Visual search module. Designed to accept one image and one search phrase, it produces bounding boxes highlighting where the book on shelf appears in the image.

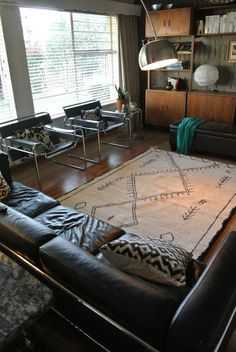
[173,43,192,54]
[204,11,236,34]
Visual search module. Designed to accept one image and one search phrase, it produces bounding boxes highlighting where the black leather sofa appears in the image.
[0,151,236,352]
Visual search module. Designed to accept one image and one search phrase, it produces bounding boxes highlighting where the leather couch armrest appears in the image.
[40,236,186,349]
[167,231,236,352]
[0,206,57,265]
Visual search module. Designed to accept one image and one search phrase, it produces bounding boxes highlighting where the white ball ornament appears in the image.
[194,65,219,87]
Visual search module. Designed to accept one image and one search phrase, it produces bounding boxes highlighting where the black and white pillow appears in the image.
[100,236,192,286]
[81,107,101,121]
[81,107,108,129]
[0,171,10,201]
[14,125,55,152]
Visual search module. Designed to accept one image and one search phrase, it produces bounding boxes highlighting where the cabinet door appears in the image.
[164,91,187,125]
[207,95,235,124]
[145,12,167,37]
[146,90,186,126]
[187,93,236,124]
[145,90,164,125]
[167,8,192,36]
[187,93,209,119]
[145,8,192,37]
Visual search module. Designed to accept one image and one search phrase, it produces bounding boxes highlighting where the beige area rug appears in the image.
[59,147,236,258]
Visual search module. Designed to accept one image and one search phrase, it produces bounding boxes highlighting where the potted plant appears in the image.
[115,85,128,112]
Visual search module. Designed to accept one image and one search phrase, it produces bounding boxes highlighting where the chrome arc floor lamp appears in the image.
[138,0,178,70]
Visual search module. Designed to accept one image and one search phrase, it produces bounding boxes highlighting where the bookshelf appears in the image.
[196,4,236,35]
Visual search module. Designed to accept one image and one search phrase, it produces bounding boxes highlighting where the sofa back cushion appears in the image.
[2,182,59,218]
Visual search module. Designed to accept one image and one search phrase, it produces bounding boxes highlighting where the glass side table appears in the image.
[125,108,143,143]
[0,251,53,350]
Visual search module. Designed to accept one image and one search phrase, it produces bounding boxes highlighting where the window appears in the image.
[0,17,16,123]
[20,8,119,117]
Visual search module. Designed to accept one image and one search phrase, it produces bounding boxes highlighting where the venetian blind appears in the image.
[0,16,17,123]
[20,8,119,117]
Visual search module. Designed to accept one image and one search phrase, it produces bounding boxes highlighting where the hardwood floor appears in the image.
[11,127,170,198]
[8,127,236,351]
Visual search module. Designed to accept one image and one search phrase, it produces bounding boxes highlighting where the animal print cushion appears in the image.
[81,107,108,129]
[0,171,10,201]
[100,235,192,286]
[14,125,55,152]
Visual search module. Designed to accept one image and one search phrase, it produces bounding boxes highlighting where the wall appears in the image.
[0,0,141,15]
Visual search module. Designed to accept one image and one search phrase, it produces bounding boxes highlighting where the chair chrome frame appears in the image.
[0,113,87,190]
[63,101,136,165]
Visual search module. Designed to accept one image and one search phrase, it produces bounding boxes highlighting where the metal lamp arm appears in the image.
[140,0,158,40]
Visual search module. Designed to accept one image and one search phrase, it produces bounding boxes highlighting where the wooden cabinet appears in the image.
[187,92,236,124]
[145,8,193,37]
[145,90,187,126]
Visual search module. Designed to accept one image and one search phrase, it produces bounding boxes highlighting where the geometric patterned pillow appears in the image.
[14,125,55,152]
[100,236,192,286]
[0,171,10,201]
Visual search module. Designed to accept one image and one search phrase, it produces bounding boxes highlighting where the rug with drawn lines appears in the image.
[59,147,236,258]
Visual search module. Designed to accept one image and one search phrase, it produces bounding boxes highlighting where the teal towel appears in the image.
[177,117,205,155]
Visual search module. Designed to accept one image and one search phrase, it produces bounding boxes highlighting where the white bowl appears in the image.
[151,4,162,11]
[165,3,173,9]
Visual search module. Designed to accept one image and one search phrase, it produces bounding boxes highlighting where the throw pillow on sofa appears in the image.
[0,171,10,201]
[14,125,55,152]
[100,236,192,286]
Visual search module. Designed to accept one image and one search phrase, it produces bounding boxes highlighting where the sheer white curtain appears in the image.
[118,14,140,105]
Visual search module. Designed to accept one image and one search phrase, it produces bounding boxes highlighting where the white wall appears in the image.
[0,0,141,16]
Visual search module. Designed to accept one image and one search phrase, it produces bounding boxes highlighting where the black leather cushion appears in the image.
[0,206,57,264]
[40,236,187,350]
[0,152,12,184]
[35,205,125,253]
[2,182,59,217]
[169,120,236,158]
[170,120,236,139]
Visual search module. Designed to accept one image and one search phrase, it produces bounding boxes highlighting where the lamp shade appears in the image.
[139,40,178,71]
[194,64,219,86]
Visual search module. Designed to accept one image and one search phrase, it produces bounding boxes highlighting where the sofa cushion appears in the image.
[0,172,11,201]
[2,182,59,217]
[100,235,192,286]
[35,205,125,253]
[0,206,57,264]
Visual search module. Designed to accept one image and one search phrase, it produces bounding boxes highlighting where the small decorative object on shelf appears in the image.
[166,81,173,90]
[207,0,235,4]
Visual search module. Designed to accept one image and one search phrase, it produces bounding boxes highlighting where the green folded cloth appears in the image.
[177,117,205,155]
